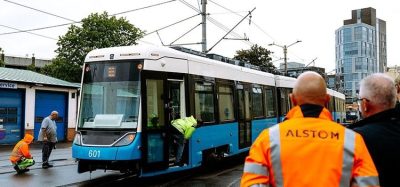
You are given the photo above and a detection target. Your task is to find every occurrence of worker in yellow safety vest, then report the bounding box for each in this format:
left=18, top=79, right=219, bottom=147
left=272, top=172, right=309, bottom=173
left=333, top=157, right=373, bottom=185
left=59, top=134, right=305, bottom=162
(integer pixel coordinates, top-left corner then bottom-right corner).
left=171, top=115, right=197, bottom=166
left=241, top=71, right=379, bottom=187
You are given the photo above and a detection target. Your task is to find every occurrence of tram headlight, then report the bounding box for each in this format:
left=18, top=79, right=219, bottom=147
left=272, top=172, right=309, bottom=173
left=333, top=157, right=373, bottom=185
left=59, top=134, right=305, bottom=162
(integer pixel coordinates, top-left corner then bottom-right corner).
left=114, top=133, right=136, bottom=146
left=73, top=133, right=82, bottom=145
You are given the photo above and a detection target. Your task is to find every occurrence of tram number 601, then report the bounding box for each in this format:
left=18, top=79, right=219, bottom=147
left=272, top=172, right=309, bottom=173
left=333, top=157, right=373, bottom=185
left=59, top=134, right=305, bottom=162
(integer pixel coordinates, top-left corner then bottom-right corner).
left=88, top=150, right=100, bottom=158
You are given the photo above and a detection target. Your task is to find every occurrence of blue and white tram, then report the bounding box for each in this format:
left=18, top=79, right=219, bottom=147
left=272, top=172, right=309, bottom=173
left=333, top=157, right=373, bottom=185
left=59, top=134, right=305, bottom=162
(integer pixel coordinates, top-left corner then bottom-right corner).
left=72, top=44, right=345, bottom=176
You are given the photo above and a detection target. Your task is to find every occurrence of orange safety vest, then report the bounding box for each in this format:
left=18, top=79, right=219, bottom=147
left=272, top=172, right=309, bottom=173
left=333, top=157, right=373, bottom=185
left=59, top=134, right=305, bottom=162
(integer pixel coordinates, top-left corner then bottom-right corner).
left=241, top=104, right=379, bottom=187
left=9, top=134, right=33, bottom=164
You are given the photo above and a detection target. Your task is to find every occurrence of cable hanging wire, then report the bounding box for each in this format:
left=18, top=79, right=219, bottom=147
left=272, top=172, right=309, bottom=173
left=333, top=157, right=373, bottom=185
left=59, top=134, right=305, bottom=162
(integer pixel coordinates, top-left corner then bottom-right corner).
left=4, top=0, right=77, bottom=22
left=209, top=0, right=305, bottom=62
left=209, top=0, right=277, bottom=43
left=169, top=22, right=202, bottom=45
left=0, top=24, right=57, bottom=40
left=111, top=0, right=177, bottom=16
left=206, top=16, right=253, bottom=46
left=207, top=7, right=255, bottom=53
left=0, top=0, right=178, bottom=36
left=178, top=0, right=252, bottom=46
left=143, top=13, right=200, bottom=36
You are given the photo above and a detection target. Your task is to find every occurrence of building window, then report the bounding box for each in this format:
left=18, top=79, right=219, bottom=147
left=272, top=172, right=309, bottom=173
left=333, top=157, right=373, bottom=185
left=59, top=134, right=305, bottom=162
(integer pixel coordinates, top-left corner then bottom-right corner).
left=355, top=57, right=363, bottom=71
left=343, top=28, right=352, bottom=43
left=354, top=26, right=362, bottom=41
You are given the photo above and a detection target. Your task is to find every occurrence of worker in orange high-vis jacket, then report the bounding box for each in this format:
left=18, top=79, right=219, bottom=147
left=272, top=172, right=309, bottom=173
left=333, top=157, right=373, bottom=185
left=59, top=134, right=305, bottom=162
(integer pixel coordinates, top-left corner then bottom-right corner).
left=10, top=134, right=35, bottom=174
left=241, top=71, right=379, bottom=187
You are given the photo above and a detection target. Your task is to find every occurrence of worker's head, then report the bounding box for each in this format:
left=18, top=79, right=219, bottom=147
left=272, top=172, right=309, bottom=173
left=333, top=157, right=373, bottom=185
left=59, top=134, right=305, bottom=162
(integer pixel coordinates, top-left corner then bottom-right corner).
left=358, top=73, right=396, bottom=118
left=395, top=75, right=400, bottom=101
left=23, top=134, right=34, bottom=144
left=50, top=111, right=58, bottom=120
left=290, top=71, right=329, bottom=107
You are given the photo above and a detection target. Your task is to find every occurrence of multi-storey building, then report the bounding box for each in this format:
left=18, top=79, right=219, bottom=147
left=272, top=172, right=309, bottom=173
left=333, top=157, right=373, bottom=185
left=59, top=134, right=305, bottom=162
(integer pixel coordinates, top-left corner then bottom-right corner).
left=335, top=7, right=386, bottom=103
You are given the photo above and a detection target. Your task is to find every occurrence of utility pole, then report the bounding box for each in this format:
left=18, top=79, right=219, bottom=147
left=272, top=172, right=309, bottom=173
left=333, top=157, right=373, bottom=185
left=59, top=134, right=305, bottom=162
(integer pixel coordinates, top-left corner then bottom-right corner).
left=201, top=0, right=207, bottom=53
left=269, top=40, right=302, bottom=76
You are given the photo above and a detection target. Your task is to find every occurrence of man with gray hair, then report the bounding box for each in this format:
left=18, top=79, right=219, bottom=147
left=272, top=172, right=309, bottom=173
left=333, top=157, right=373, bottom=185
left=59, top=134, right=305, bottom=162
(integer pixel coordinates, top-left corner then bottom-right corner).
left=351, top=73, right=400, bottom=186
left=38, top=111, right=58, bottom=169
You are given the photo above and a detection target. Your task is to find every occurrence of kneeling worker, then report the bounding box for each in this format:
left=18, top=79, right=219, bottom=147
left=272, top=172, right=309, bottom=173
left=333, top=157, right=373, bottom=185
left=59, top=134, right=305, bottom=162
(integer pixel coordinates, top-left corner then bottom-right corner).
left=9, top=134, right=35, bottom=174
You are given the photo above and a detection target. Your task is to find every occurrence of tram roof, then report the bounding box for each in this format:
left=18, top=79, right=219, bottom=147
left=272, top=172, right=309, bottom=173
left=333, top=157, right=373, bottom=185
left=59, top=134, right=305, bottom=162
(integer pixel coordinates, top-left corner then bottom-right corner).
left=0, top=67, right=80, bottom=88
left=85, top=45, right=276, bottom=86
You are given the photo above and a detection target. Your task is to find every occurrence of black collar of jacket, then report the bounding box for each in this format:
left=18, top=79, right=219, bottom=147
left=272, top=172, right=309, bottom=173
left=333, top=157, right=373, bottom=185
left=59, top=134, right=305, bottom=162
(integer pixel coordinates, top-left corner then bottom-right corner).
left=350, top=108, right=398, bottom=129
left=300, top=104, right=324, bottom=118
left=284, top=104, right=324, bottom=121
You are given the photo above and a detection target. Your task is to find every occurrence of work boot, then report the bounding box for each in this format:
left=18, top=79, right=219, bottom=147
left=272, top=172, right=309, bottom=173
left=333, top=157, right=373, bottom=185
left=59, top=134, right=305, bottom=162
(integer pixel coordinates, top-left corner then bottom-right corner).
left=13, top=165, right=20, bottom=172
left=17, top=168, right=30, bottom=174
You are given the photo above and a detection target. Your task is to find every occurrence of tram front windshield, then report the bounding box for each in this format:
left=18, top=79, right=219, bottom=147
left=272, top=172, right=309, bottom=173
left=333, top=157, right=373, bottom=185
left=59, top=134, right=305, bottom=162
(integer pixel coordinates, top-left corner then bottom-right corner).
left=78, top=60, right=142, bottom=130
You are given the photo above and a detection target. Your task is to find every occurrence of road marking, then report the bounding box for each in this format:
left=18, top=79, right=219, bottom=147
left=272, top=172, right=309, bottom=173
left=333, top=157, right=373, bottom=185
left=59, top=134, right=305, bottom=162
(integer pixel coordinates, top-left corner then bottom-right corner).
left=227, top=177, right=241, bottom=187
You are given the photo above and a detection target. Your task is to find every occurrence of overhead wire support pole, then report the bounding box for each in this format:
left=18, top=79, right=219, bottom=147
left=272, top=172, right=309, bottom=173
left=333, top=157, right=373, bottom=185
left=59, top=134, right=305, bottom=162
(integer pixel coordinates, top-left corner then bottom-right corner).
left=201, top=0, right=207, bottom=52
left=206, top=7, right=256, bottom=53
left=269, top=40, right=302, bottom=76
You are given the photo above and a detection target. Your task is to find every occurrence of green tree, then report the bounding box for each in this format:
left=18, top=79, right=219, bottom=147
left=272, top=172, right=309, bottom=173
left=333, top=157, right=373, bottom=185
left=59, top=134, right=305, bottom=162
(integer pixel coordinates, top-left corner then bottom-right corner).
left=234, top=44, right=278, bottom=74
left=42, top=12, right=145, bottom=82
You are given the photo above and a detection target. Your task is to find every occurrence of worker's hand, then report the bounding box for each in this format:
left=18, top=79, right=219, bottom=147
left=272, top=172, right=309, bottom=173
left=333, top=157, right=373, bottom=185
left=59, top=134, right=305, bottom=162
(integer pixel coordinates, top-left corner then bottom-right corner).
left=43, top=137, right=48, bottom=142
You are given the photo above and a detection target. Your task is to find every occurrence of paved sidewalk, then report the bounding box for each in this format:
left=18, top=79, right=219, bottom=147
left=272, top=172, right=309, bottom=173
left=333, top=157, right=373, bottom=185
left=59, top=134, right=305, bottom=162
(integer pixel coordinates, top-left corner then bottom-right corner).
left=0, top=142, right=75, bottom=174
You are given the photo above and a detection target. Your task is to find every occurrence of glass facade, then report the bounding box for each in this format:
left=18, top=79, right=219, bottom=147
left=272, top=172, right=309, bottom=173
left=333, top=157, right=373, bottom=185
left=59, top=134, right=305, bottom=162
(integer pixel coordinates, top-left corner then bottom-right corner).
left=335, top=24, right=379, bottom=100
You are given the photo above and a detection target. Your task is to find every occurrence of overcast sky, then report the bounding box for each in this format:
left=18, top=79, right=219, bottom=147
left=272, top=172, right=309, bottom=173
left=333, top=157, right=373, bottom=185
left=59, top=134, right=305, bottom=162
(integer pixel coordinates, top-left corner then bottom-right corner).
left=0, top=0, right=398, bottom=72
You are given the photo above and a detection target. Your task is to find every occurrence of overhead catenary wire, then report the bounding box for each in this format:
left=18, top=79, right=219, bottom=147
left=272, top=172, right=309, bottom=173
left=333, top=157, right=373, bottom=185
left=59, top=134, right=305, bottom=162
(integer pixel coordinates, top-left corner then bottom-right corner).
left=209, top=0, right=277, bottom=43
left=111, top=0, right=177, bottom=16
left=144, top=13, right=201, bottom=37
left=0, top=0, right=178, bottom=36
left=169, top=22, right=202, bottom=45
left=209, top=0, right=306, bottom=64
left=4, top=0, right=77, bottom=22
left=0, top=24, right=58, bottom=40
left=178, top=0, right=252, bottom=46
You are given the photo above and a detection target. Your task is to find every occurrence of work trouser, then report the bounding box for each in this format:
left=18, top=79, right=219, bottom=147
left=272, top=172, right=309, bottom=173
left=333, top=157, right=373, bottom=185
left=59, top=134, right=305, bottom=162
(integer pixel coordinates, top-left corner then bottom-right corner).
left=172, top=127, right=185, bottom=163
left=15, top=158, right=35, bottom=170
left=42, top=141, right=55, bottom=165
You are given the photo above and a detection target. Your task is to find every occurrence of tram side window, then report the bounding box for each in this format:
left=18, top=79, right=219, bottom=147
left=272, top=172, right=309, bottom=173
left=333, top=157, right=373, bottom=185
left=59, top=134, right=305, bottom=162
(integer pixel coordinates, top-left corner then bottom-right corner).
left=146, top=80, right=165, bottom=129
left=195, top=82, right=215, bottom=123
left=218, top=85, right=235, bottom=122
left=280, top=89, right=289, bottom=116
left=328, top=98, right=334, bottom=112
left=252, top=87, right=264, bottom=118
left=264, top=88, right=276, bottom=117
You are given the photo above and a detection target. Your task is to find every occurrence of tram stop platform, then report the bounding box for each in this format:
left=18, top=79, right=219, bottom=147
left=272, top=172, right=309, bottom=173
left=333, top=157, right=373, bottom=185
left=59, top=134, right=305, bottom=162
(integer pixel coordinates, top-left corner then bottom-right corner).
left=0, top=142, right=74, bottom=174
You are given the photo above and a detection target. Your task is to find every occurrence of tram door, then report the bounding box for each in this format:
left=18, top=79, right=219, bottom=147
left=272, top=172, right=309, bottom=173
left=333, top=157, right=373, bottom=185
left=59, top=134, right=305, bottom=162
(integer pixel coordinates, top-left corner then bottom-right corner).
left=237, top=84, right=252, bottom=149
left=142, top=73, right=185, bottom=170
left=166, top=79, right=186, bottom=165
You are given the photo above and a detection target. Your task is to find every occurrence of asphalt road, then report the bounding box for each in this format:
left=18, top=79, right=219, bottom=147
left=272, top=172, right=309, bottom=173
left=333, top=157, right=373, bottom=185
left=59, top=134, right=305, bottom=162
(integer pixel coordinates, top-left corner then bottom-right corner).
left=0, top=144, right=245, bottom=187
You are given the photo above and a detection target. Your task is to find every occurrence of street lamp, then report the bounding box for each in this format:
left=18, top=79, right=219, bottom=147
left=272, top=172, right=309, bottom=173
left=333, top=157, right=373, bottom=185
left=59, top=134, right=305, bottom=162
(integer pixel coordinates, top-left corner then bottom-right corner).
left=269, top=40, right=302, bottom=76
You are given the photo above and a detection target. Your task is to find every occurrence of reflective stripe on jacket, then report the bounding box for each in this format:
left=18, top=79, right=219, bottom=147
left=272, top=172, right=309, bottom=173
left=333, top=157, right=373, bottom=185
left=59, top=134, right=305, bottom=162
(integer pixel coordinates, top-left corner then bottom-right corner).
left=241, top=104, right=379, bottom=187
left=10, top=134, right=33, bottom=164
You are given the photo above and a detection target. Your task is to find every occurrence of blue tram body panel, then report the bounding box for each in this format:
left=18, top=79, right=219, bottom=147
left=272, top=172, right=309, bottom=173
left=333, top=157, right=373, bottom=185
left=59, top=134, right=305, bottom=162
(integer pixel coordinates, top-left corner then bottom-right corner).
left=72, top=133, right=142, bottom=161
left=189, top=122, right=238, bottom=167
left=251, top=118, right=278, bottom=142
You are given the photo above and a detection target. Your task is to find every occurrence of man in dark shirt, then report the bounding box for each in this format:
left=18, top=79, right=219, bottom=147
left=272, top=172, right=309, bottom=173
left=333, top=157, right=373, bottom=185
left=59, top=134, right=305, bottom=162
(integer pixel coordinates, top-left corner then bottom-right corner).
left=351, top=73, right=400, bottom=187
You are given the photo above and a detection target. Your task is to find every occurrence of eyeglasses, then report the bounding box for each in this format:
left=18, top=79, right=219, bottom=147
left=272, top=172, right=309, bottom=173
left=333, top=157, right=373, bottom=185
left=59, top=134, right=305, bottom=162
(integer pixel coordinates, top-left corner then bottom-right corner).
left=356, top=98, right=370, bottom=105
